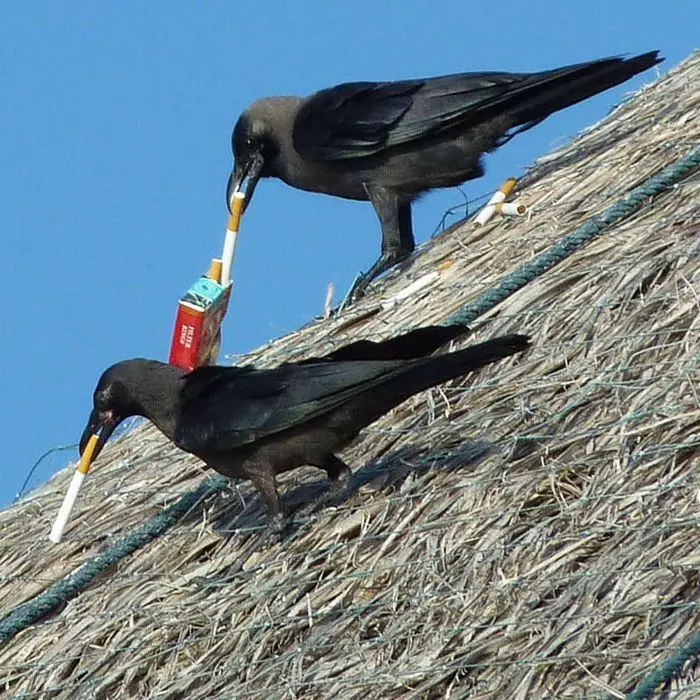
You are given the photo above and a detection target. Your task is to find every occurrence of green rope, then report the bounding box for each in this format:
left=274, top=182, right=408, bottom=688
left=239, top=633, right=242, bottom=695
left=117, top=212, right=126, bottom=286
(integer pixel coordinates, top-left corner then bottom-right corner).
left=625, top=631, right=700, bottom=699
left=0, top=476, right=227, bottom=645
left=0, top=147, right=698, bottom=670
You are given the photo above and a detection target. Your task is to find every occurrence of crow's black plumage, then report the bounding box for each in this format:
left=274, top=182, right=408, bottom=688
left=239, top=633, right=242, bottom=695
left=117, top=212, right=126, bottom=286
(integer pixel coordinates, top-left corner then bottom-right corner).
left=228, top=52, right=662, bottom=297
left=80, top=325, right=529, bottom=528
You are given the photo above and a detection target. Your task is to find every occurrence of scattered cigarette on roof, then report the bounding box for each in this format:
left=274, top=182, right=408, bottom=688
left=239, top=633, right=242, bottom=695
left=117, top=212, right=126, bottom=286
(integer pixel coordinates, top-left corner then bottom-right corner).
left=475, top=178, right=525, bottom=225
left=495, top=201, right=527, bottom=217
left=324, top=283, right=335, bottom=319
left=382, top=260, right=453, bottom=310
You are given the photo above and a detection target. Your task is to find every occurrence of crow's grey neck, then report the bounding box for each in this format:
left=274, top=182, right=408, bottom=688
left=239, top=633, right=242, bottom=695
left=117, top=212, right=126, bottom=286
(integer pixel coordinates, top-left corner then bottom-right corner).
left=249, top=97, right=304, bottom=182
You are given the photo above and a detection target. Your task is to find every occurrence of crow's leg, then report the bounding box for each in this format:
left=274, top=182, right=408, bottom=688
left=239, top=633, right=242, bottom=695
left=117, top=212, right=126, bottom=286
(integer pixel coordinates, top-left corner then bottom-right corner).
left=320, top=454, right=352, bottom=485
left=246, top=465, right=287, bottom=535
left=300, top=454, right=353, bottom=514
left=349, top=186, right=415, bottom=299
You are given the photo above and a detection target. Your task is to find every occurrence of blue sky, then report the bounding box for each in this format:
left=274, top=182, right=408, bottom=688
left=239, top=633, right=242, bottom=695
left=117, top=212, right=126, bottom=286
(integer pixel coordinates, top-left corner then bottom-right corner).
left=0, top=2, right=695, bottom=507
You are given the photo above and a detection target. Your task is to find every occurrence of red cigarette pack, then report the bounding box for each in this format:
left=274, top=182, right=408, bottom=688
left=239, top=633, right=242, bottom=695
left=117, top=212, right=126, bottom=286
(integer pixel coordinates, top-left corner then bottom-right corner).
left=169, top=276, right=232, bottom=371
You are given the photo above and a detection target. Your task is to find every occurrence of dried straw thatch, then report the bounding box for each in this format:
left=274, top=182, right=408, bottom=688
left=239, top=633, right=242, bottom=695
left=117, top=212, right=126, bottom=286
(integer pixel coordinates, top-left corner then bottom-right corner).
left=1, top=53, right=699, bottom=699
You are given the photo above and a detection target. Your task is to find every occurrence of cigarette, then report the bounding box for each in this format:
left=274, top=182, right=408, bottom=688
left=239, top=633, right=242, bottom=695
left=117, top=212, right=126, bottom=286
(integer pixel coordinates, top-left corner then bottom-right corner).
left=221, top=191, right=245, bottom=287
left=382, top=260, right=453, bottom=309
left=207, top=258, right=223, bottom=284
left=474, top=178, right=518, bottom=226
left=48, top=433, right=99, bottom=543
left=324, top=283, right=335, bottom=319
left=495, top=201, right=527, bottom=217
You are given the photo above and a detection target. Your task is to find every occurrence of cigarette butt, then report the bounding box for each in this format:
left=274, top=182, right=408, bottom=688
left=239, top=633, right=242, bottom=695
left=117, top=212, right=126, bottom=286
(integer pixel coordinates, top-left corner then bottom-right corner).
left=382, top=259, right=453, bottom=309
left=48, top=434, right=100, bottom=543
left=382, top=270, right=439, bottom=310
left=495, top=202, right=527, bottom=217
left=474, top=178, right=519, bottom=226
left=207, top=259, right=223, bottom=284
left=499, top=178, right=517, bottom=199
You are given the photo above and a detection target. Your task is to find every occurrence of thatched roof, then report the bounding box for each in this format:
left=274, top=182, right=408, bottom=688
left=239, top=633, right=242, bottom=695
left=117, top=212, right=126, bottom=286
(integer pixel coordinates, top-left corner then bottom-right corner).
left=2, top=53, right=698, bottom=699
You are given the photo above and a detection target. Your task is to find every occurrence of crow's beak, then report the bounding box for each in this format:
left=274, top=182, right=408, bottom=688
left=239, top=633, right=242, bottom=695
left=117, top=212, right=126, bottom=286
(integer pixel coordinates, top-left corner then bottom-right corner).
left=227, top=152, right=264, bottom=214
left=79, top=407, right=119, bottom=464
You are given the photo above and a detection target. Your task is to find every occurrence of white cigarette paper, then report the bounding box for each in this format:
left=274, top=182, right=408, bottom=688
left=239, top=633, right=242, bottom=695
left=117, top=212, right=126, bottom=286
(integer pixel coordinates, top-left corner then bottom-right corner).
left=48, top=470, right=87, bottom=543
left=49, top=432, right=99, bottom=543
left=495, top=201, right=527, bottom=217
left=324, top=283, right=335, bottom=319
left=222, top=191, right=245, bottom=287
left=382, top=260, right=453, bottom=310
left=382, top=271, right=439, bottom=310
left=474, top=178, right=518, bottom=226
left=220, top=231, right=238, bottom=287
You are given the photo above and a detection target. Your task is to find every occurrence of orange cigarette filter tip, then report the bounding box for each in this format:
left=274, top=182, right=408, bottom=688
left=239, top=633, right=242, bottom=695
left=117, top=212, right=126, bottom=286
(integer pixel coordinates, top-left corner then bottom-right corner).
left=77, top=433, right=100, bottom=475
left=499, top=178, right=517, bottom=198
left=228, top=192, right=245, bottom=232
left=207, top=258, right=223, bottom=284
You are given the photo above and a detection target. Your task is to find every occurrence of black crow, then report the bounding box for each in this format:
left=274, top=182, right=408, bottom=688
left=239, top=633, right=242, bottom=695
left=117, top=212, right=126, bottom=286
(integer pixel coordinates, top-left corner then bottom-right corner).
left=80, top=326, right=529, bottom=528
left=227, top=52, right=662, bottom=297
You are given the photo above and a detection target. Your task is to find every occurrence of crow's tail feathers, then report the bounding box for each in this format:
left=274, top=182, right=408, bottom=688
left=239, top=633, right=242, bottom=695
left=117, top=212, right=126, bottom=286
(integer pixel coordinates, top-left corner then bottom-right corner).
left=360, top=333, right=530, bottom=423
left=317, top=324, right=469, bottom=363
left=420, top=333, right=530, bottom=388
left=504, top=51, right=662, bottom=135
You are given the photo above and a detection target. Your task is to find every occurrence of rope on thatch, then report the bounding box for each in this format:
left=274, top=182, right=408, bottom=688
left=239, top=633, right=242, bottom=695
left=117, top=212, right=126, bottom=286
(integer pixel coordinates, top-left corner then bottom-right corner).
left=447, top=146, right=700, bottom=326
left=0, top=146, right=697, bottom=656
left=626, top=630, right=700, bottom=699
left=0, top=476, right=227, bottom=645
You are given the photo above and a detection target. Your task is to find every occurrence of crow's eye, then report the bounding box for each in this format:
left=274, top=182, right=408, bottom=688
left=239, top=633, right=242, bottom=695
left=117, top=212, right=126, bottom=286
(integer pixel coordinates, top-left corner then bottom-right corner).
left=245, top=136, right=255, bottom=149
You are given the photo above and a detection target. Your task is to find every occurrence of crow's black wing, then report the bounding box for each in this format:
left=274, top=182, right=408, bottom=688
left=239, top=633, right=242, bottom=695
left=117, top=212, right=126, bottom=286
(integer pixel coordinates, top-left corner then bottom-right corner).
left=292, top=80, right=422, bottom=160
left=302, top=324, right=467, bottom=364
left=293, top=53, right=661, bottom=161
left=293, top=72, right=529, bottom=160
left=174, top=360, right=409, bottom=454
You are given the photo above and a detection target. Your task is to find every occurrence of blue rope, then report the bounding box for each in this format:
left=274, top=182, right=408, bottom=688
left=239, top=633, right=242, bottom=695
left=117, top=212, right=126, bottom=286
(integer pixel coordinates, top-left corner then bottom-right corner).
left=0, top=476, right=227, bottom=645
left=446, top=147, right=700, bottom=327
left=14, top=443, right=78, bottom=502
left=1, top=147, right=698, bottom=661
left=626, top=631, right=700, bottom=699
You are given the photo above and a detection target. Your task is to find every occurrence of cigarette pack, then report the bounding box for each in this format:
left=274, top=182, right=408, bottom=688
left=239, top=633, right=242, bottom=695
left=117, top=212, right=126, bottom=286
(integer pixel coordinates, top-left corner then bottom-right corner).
left=169, top=276, right=232, bottom=371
